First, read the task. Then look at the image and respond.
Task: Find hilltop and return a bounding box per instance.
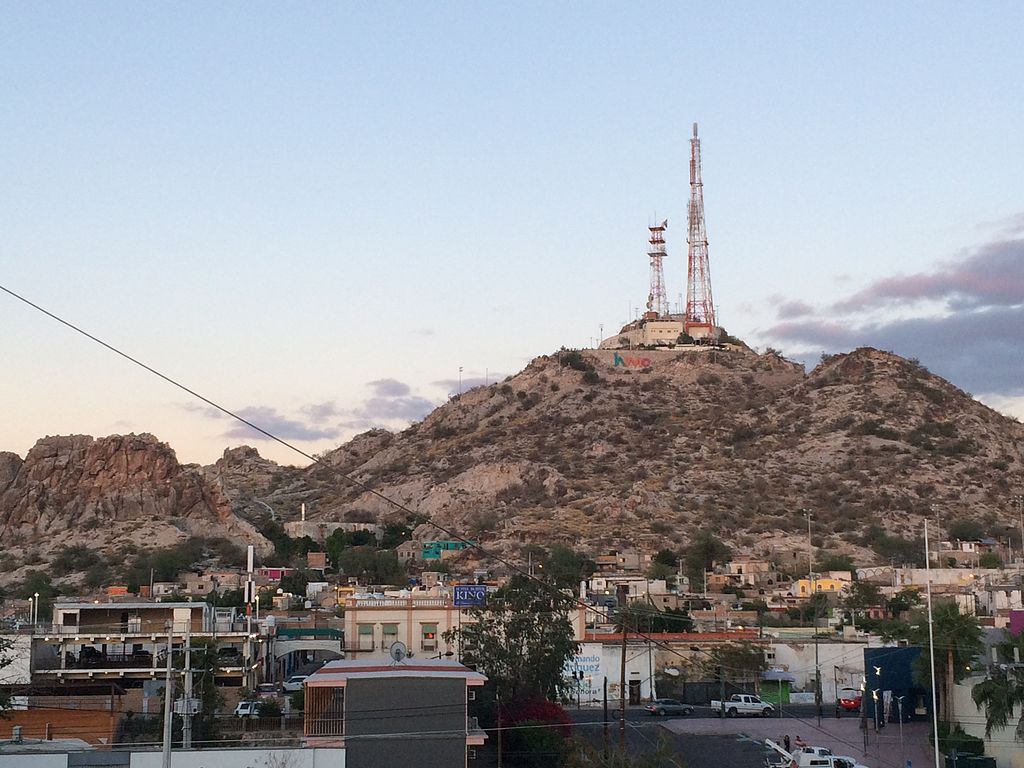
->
[219,346,1024,567]
[3,346,1023,583]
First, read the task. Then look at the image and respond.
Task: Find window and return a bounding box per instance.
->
[357,624,374,651]
[382,624,398,641]
[421,623,437,652]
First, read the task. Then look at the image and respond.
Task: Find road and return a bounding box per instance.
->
[569,706,929,768]
[569,707,766,767]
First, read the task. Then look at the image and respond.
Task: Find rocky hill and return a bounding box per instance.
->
[0,433,269,580]
[4,347,1023,581]
[219,346,1024,568]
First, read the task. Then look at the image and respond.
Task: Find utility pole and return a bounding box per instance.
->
[806,510,821,725]
[718,665,726,719]
[602,677,609,761]
[619,623,627,749]
[1014,494,1024,575]
[925,519,941,768]
[182,619,193,749]
[160,622,174,768]
[496,689,502,768]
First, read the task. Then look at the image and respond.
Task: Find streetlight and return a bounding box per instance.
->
[27,597,33,630]
[895,695,905,765]
[34,592,39,626]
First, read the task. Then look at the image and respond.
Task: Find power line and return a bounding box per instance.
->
[0,283,772,675]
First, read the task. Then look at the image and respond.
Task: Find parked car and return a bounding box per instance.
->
[644,698,694,716]
[711,693,774,717]
[282,675,308,693]
[256,683,281,698]
[837,689,862,712]
[233,701,260,718]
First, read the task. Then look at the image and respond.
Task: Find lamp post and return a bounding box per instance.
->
[27,597,33,630]
[896,695,905,765]
[33,592,39,626]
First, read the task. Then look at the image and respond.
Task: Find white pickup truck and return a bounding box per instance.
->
[711,693,774,717]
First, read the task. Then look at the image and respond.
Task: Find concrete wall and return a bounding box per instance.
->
[768,641,882,699]
[954,677,1024,768]
[345,678,466,768]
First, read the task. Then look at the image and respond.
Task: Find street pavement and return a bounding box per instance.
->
[570,706,936,768]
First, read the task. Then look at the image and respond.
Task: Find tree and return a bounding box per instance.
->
[0,637,12,711]
[894,602,983,724]
[279,570,310,596]
[337,546,404,585]
[683,532,730,588]
[543,546,596,589]
[18,571,59,620]
[887,588,922,617]
[979,553,1003,569]
[972,630,1024,740]
[619,602,691,633]
[324,528,348,568]
[704,642,768,690]
[814,552,856,572]
[445,575,578,703]
[948,519,985,541]
[843,581,882,625]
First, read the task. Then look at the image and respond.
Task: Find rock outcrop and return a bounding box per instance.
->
[0,433,268,555]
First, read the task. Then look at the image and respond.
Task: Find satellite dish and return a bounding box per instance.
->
[389,641,408,663]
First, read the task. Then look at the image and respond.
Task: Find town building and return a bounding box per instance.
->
[30,601,254,687]
[304,658,487,767]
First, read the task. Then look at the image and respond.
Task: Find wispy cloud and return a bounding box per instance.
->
[223,406,343,441]
[758,224,1024,397]
[832,238,1024,312]
[367,378,411,398]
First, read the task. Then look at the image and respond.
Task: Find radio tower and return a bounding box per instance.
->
[685,122,716,335]
[645,220,669,318]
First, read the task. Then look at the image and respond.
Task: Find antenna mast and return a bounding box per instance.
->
[645,220,669,318]
[685,122,716,334]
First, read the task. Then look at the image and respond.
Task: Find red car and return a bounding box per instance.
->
[837,689,862,712]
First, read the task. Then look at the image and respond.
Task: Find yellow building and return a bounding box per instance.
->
[791,577,848,597]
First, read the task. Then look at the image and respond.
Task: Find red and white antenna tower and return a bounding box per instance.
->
[645,220,669,318]
[685,122,716,334]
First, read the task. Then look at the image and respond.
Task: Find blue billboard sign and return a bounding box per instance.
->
[453,584,487,607]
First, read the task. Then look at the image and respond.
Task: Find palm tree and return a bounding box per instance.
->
[972,632,1024,740]
[906,601,983,723]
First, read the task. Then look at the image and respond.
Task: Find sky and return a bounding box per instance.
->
[2,3,1022,467]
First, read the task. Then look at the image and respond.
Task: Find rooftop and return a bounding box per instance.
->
[307,658,487,686]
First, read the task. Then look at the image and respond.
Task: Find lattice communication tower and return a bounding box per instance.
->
[645,220,669,318]
[685,122,715,333]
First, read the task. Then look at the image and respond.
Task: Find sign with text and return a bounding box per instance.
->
[453,584,487,607]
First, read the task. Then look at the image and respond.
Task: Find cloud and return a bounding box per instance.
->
[223,406,343,442]
[337,378,439,430]
[775,300,814,320]
[833,238,1024,312]
[302,401,338,424]
[367,378,411,398]
[758,226,1024,398]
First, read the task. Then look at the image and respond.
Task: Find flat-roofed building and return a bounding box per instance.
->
[304,658,487,767]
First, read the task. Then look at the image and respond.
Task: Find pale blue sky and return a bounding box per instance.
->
[2,3,1022,465]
